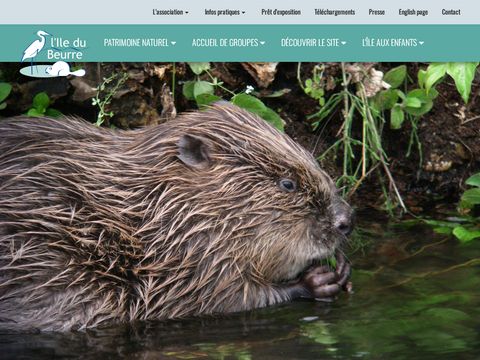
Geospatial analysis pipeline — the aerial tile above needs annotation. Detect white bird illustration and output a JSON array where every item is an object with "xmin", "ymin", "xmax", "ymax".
[{"xmin": 22, "ymin": 30, "xmax": 51, "ymax": 74}]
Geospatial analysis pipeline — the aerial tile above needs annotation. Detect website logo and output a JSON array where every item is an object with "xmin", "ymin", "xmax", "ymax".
[{"xmin": 20, "ymin": 30, "xmax": 86, "ymax": 78}]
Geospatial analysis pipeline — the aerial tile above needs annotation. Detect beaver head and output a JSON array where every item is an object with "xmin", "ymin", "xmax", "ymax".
[{"xmin": 133, "ymin": 104, "xmax": 353, "ymax": 285}]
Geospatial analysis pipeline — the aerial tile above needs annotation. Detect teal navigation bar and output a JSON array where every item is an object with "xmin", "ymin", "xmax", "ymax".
[{"xmin": 2, "ymin": 25, "xmax": 479, "ymax": 62}]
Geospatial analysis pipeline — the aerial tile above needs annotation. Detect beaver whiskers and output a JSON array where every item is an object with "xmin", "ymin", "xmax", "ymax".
[{"xmin": 0, "ymin": 104, "xmax": 352, "ymax": 331}]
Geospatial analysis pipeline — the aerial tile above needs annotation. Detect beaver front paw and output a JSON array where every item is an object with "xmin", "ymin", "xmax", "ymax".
[{"xmin": 295, "ymin": 253, "xmax": 352, "ymax": 302}]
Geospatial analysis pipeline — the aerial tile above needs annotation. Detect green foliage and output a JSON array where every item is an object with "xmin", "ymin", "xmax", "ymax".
[
  {"xmin": 188, "ymin": 62, "xmax": 211, "ymax": 75},
  {"xmin": 183, "ymin": 62, "xmax": 216, "ymax": 106},
  {"xmin": 465, "ymin": 173, "xmax": 480, "ymax": 187},
  {"xmin": 0, "ymin": 82, "xmax": 12, "ymax": 110},
  {"xmin": 27, "ymin": 92, "xmax": 62, "ymax": 117},
  {"xmin": 309, "ymin": 63, "xmax": 407, "ymax": 211},
  {"xmin": 232, "ymin": 93, "xmax": 285, "ymax": 131},
  {"xmin": 182, "ymin": 62, "xmax": 285, "ymax": 131},
  {"xmin": 308, "ymin": 61, "xmax": 478, "ymax": 211},
  {"xmin": 371, "ymin": 65, "xmax": 438, "ymax": 130},
  {"xmin": 423, "ymin": 62, "xmax": 479, "ymax": 103},
  {"xmin": 92, "ymin": 72, "xmax": 128, "ymax": 126},
  {"xmin": 383, "ymin": 64, "xmax": 407, "ymax": 88},
  {"xmin": 453, "ymin": 226, "xmax": 480, "ymax": 243},
  {"xmin": 372, "ymin": 62, "xmax": 479, "ymax": 132},
  {"xmin": 425, "ymin": 172, "xmax": 480, "ymax": 243},
  {"xmin": 302, "ymin": 65, "xmax": 326, "ymax": 106},
  {"xmin": 390, "ymin": 104, "xmax": 404, "ymax": 129}
]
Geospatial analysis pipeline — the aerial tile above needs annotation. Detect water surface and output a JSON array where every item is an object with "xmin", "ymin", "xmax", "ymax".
[{"xmin": 2, "ymin": 216, "xmax": 479, "ymax": 359}]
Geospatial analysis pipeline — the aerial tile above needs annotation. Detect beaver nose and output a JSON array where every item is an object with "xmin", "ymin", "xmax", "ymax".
[{"xmin": 332, "ymin": 200, "xmax": 354, "ymax": 236}]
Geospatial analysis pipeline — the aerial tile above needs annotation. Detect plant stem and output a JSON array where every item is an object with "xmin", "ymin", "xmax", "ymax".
[{"xmin": 359, "ymin": 84, "xmax": 407, "ymax": 212}]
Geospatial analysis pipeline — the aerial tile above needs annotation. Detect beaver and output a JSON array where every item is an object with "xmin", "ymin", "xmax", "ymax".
[{"xmin": 0, "ymin": 104, "xmax": 353, "ymax": 332}]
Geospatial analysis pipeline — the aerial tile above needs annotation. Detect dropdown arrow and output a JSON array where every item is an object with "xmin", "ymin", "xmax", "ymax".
[
  {"xmin": 419, "ymin": 41, "xmax": 424, "ymax": 45},
  {"xmin": 260, "ymin": 41, "xmax": 265, "ymax": 45},
  {"xmin": 171, "ymin": 41, "xmax": 177, "ymax": 45}
]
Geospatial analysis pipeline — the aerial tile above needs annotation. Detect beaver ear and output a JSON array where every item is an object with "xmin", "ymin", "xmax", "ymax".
[{"xmin": 177, "ymin": 134, "xmax": 211, "ymax": 169}]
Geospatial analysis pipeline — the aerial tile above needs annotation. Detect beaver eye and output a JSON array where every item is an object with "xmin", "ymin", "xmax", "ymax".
[{"xmin": 278, "ymin": 178, "xmax": 297, "ymax": 193}]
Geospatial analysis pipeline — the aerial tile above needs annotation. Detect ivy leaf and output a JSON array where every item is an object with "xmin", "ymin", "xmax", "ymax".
[
  {"xmin": 446, "ymin": 62, "xmax": 479, "ymax": 104},
  {"xmin": 424, "ymin": 63, "xmax": 448, "ymax": 94}
]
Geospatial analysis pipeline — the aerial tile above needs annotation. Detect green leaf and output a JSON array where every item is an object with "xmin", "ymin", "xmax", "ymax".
[
  {"xmin": 384, "ymin": 65, "xmax": 407, "ymax": 89},
  {"xmin": 461, "ymin": 188, "xmax": 480, "ymax": 205},
  {"xmin": 182, "ymin": 81, "xmax": 196, "ymax": 100},
  {"xmin": 405, "ymin": 96, "xmax": 422, "ymax": 108},
  {"xmin": 459, "ymin": 199, "xmax": 474, "ymax": 210},
  {"xmin": 232, "ymin": 94, "xmax": 285, "ymax": 131},
  {"xmin": 424, "ymin": 63, "xmax": 448, "ymax": 94},
  {"xmin": 27, "ymin": 108, "xmax": 45, "ymax": 117},
  {"xmin": 0, "ymin": 82, "xmax": 12, "ymax": 103},
  {"xmin": 390, "ymin": 105, "xmax": 405, "ymax": 129},
  {"xmin": 371, "ymin": 89, "xmax": 399, "ymax": 111},
  {"xmin": 0, "ymin": 102, "xmax": 6, "ymax": 110},
  {"xmin": 433, "ymin": 226, "xmax": 453, "ymax": 235},
  {"xmin": 259, "ymin": 107, "xmax": 285, "ymax": 131},
  {"xmin": 232, "ymin": 93, "xmax": 267, "ymax": 113},
  {"xmin": 465, "ymin": 173, "xmax": 480, "ymax": 188},
  {"xmin": 426, "ymin": 87, "xmax": 439, "ymax": 100},
  {"xmin": 193, "ymin": 81, "xmax": 214, "ymax": 98},
  {"xmin": 188, "ymin": 62, "xmax": 211, "ymax": 75},
  {"xmin": 32, "ymin": 92, "xmax": 50, "ymax": 113},
  {"xmin": 45, "ymin": 108, "xmax": 62, "ymax": 118},
  {"xmin": 446, "ymin": 62, "xmax": 479, "ymax": 104},
  {"xmin": 447, "ymin": 62, "xmax": 478, "ymax": 104},
  {"xmin": 404, "ymin": 89, "xmax": 434, "ymax": 116},
  {"xmin": 453, "ymin": 226, "xmax": 480, "ymax": 243},
  {"xmin": 418, "ymin": 69, "xmax": 427, "ymax": 89},
  {"xmin": 195, "ymin": 93, "xmax": 221, "ymax": 108}
]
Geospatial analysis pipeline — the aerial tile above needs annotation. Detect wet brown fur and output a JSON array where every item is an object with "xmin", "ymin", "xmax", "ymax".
[{"xmin": 0, "ymin": 105, "xmax": 345, "ymax": 331}]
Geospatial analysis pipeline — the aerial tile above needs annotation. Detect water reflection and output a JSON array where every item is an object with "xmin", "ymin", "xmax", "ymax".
[{"xmin": 1, "ymin": 217, "xmax": 479, "ymax": 359}]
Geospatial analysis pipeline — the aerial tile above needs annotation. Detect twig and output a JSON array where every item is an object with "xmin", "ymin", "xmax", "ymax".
[
  {"xmin": 462, "ymin": 114, "xmax": 480, "ymax": 124},
  {"xmin": 378, "ymin": 258, "xmax": 480, "ymax": 290}
]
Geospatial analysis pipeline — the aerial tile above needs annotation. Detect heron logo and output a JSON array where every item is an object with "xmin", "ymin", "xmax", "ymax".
[{"xmin": 20, "ymin": 30, "xmax": 86, "ymax": 78}]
